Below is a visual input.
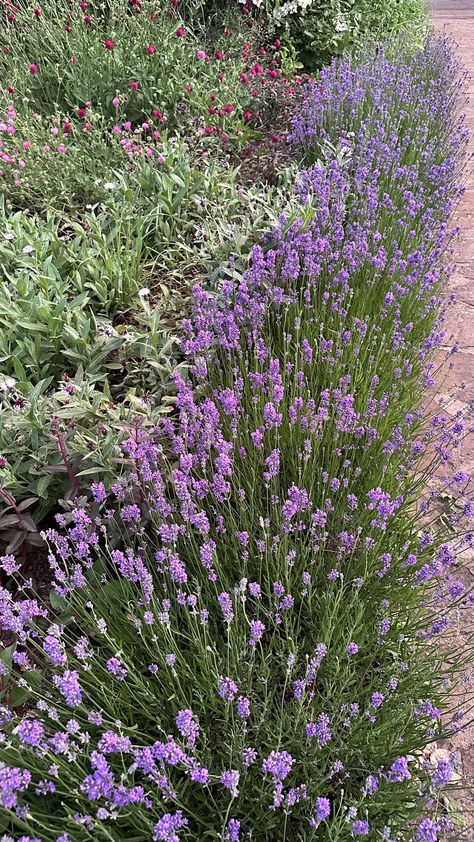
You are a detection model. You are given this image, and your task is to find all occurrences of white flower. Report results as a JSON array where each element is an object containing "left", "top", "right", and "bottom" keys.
[
  {"left": 104, "top": 182, "right": 116, "bottom": 190},
  {"left": 22, "top": 244, "right": 34, "bottom": 254},
  {"left": 0, "top": 377, "right": 16, "bottom": 392},
  {"left": 138, "top": 287, "right": 150, "bottom": 298},
  {"left": 3, "top": 231, "right": 14, "bottom": 240}
]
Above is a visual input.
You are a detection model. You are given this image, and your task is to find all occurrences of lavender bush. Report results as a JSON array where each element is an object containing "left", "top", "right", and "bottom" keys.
[{"left": 0, "top": 36, "right": 473, "bottom": 842}]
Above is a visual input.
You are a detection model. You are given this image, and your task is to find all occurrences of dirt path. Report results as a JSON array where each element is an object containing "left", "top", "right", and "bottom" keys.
[{"left": 430, "top": 1, "right": 474, "bottom": 836}]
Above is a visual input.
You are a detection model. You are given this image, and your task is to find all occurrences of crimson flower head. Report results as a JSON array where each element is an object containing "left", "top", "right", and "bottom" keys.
[
  {"left": 243, "top": 110, "right": 252, "bottom": 122},
  {"left": 146, "top": 43, "right": 156, "bottom": 55},
  {"left": 65, "top": 23, "right": 71, "bottom": 31},
  {"left": 150, "top": 10, "right": 157, "bottom": 19},
  {"left": 84, "top": 14, "right": 92, "bottom": 24},
  {"left": 103, "top": 38, "right": 115, "bottom": 50},
  {"left": 63, "top": 121, "right": 72, "bottom": 135},
  {"left": 176, "top": 26, "right": 184, "bottom": 37},
  {"left": 80, "top": 0, "right": 88, "bottom": 8},
  {"left": 29, "top": 63, "right": 39, "bottom": 75},
  {"left": 33, "top": 7, "right": 41, "bottom": 17},
  {"left": 77, "top": 106, "right": 87, "bottom": 118},
  {"left": 130, "top": 81, "right": 139, "bottom": 91},
  {"left": 7, "top": 85, "right": 14, "bottom": 94},
  {"left": 214, "top": 51, "right": 224, "bottom": 60}
]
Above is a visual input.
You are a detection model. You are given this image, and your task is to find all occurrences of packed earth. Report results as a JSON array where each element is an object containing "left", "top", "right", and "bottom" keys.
[{"left": 0, "top": 1, "right": 474, "bottom": 841}]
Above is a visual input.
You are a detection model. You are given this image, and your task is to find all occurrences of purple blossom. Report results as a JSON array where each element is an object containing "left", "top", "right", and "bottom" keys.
[
  {"left": 352, "top": 820, "right": 370, "bottom": 836},
  {"left": 220, "top": 769, "right": 240, "bottom": 796},
  {"left": 262, "top": 750, "right": 294, "bottom": 782},
  {"left": 153, "top": 811, "right": 188, "bottom": 841},
  {"left": 249, "top": 620, "right": 265, "bottom": 647},
  {"left": 16, "top": 719, "right": 45, "bottom": 747},
  {"left": 54, "top": 670, "right": 83, "bottom": 707},
  {"left": 106, "top": 657, "right": 128, "bottom": 681},
  {"left": 176, "top": 709, "right": 200, "bottom": 748},
  {"left": 311, "top": 796, "right": 331, "bottom": 827},
  {"left": 218, "top": 592, "right": 234, "bottom": 624},
  {"left": 219, "top": 676, "right": 238, "bottom": 702},
  {"left": 226, "top": 818, "right": 241, "bottom": 841},
  {"left": 237, "top": 696, "right": 251, "bottom": 718},
  {"left": 306, "top": 714, "right": 332, "bottom": 746},
  {"left": 388, "top": 756, "right": 411, "bottom": 782}
]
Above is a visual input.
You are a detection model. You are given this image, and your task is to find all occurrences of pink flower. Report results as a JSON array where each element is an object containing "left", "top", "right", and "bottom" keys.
[
  {"left": 29, "top": 63, "right": 39, "bottom": 75},
  {"left": 57, "top": 145, "right": 67, "bottom": 153},
  {"left": 22, "top": 140, "right": 31, "bottom": 149},
  {"left": 33, "top": 7, "right": 41, "bottom": 17},
  {"left": 77, "top": 107, "right": 87, "bottom": 118},
  {"left": 103, "top": 38, "right": 115, "bottom": 50},
  {"left": 176, "top": 26, "right": 184, "bottom": 37},
  {"left": 146, "top": 43, "right": 156, "bottom": 55},
  {"left": 84, "top": 14, "right": 92, "bottom": 24},
  {"left": 130, "top": 81, "right": 139, "bottom": 91},
  {"left": 243, "top": 111, "right": 252, "bottom": 123},
  {"left": 112, "top": 96, "right": 120, "bottom": 108},
  {"left": 214, "top": 51, "right": 224, "bottom": 59},
  {"left": 196, "top": 50, "right": 207, "bottom": 60}
]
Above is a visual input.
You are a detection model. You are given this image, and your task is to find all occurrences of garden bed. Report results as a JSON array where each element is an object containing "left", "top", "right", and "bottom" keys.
[{"left": 0, "top": 1, "right": 473, "bottom": 840}]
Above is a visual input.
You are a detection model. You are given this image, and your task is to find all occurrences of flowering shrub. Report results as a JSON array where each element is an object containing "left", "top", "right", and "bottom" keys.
[
  {"left": 238, "top": 0, "right": 427, "bottom": 67},
  {"left": 0, "top": 36, "right": 472, "bottom": 842}
]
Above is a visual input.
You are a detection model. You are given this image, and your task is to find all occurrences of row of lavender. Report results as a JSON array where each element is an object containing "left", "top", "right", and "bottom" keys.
[{"left": 0, "top": 36, "right": 472, "bottom": 842}]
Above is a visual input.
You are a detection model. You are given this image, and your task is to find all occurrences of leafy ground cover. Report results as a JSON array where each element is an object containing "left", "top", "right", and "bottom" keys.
[{"left": 0, "top": 15, "right": 473, "bottom": 839}]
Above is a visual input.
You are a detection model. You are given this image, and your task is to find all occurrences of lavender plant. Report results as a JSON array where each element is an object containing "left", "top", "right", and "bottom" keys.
[{"left": 0, "top": 36, "right": 472, "bottom": 842}]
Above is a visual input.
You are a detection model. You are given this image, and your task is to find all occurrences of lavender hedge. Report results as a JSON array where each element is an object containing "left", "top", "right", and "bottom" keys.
[{"left": 0, "top": 36, "right": 473, "bottom": 842}]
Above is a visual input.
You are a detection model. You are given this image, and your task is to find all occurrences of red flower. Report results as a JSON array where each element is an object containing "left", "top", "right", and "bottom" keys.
[
  {"left": 33, "top": 7, "right": 41, "bottom": 17},
  {"left": 65, "top": 23, "right": 71, "bottom": 31},
  {"left": 77, "top": 106, "right": 87, "bottom": 118},
  {"left": 7, "top": 85, "right": 15, "bottom": 94},
  {"left": 103, "top": 38, "right": 115, "bottom": 50},
  {"left": 243, "top": 110, "right": 252, "bottom": 122},
  {"left": 146, "top": 43, "right": 156, "bottom": 55},
  {"left": 80, "top": 0, "right": 88, "bottom": 9},
  {"left": 29, "top": 63, "right": 39, "bottom": 75},
  {"left": 204, "top": 126, "right": 214, "bottom": 136},
  {"left": 84, "top": 14, "right": 92, "bottom": 24},
  {"left": 130, "top": 81, "right": 139, "bottom": 91},
  {"left": 214, "top": 51, "right": 224, "bottom": 60},
  {"left": 176, "top": 26, "right": 184, "bottom": 37},
  {"left": 240, "top": 72, "right": 248, "bottom": 85},
  {"left": 224, "top": 26, "right": 232, "bottom": 36},
  {"left": 63, "top": 121, "right": 72, "bottom": 135},
  {"left": 222, "top": 103, "right": 234, "bottom": 114},
  {"left": 185, "top": 84, "right": 192, "bottom": 93},
  {"left": 150, "top": 10, "right": 157, "bottom": 19}
]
